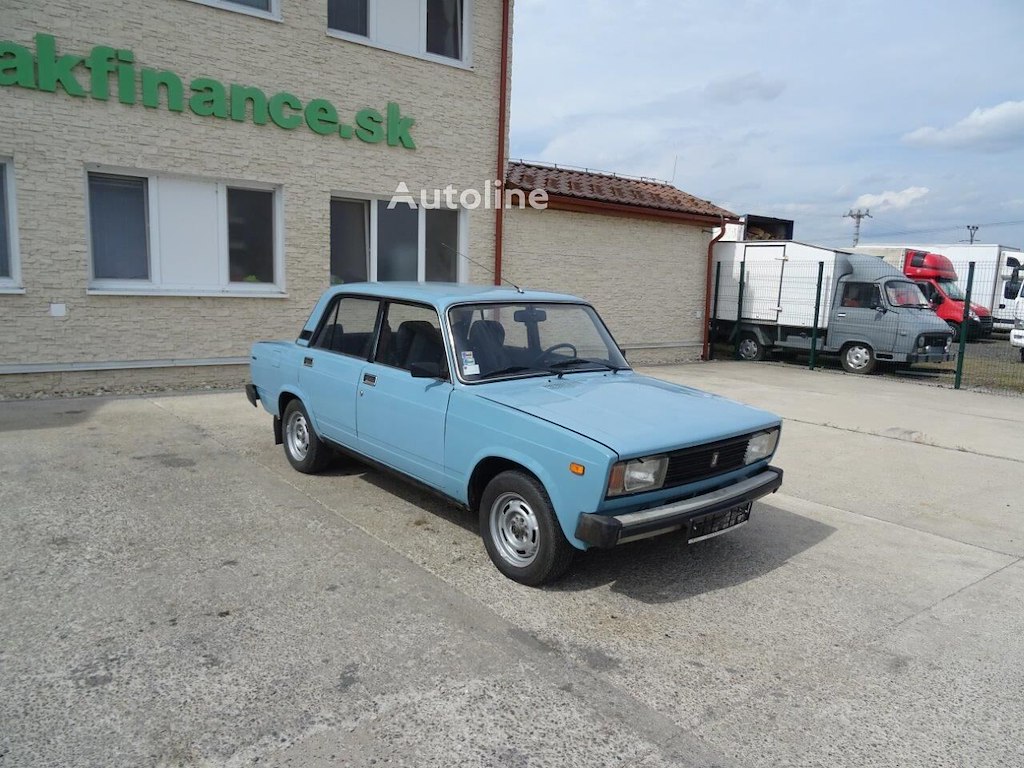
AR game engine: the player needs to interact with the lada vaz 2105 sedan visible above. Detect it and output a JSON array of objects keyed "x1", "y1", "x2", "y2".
[{"x1": 247, "y1": 283, "x2": 783, "y2": 586}]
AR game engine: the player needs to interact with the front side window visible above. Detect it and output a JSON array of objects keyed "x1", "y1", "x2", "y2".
[
  {"x1": 375, "y1": 302, "x2": 447, "y2": 373},
  {"x1": 840, "y1": 282, "x2": 883, "y2": 309},
  {"x1": 312, "y1": 296, "x2": 381, "y2": 357},
  {"x1": 89, "y1": 173, "x2": 150, "y2": 280},
  {"x1": 449, "y1": 302, "x2": 628, "y2": 382},
  {"x1": 328, "y1": 0, "x2": 369, "y2": 35}
]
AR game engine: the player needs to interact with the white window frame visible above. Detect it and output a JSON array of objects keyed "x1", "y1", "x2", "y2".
[
  {"x1": 326, "y1": 0, "x2": 474, "y2": 70},
  {"x1": 333, "y1": 192, "x2": 467, "y2": 283},
  {"x1": 0, "y1": 157, "x2": 23, "y2": 293},
  {"x1": 181, "y1": 0, "x2": 282, "y2": 23},
  {"x1": 85, "y1": 166, "x2": 286, "y2": 297}
]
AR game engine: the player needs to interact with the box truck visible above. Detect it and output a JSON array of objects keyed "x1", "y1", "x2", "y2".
[
  {"x1": 900, "y1": 244, "x2": 1021, "y2": 332},
  {"x1": 852, "y1": 246, "x2": 993, "y2": 341},
  {"x1": 712, "y1": 241, "x2": 954, "y2": 374}
]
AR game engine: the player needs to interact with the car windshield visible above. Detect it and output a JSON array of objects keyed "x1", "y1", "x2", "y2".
[
  {"x1": 936, "y1": 278, "x2": 967, "y2": 301},
  {"x1": 885, "y1": 280, "x2": 930, "y2": 307},
  {"x1": 448, "y1": 302, "x2": 629, "y2": 381}
]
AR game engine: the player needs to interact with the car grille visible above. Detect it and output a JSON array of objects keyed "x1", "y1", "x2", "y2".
[
  {"x1": 920, "y1": 334, "x2": 949, "y2": 348},
  {"x1": 979, "y1": 316, "x2": 994, "y2": 333},
  {"x1": 662, "y1": 434, "x2": 751, "y2": 489}
]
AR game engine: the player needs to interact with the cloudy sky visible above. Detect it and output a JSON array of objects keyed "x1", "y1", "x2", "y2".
[{"x1": 508, "y1": 0, "x2": 1024, "y2": 249}]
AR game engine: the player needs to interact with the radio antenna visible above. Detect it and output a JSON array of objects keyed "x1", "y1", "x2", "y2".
[{"x1": 440, "y1": 241, "x2": 524, "y2": 293}]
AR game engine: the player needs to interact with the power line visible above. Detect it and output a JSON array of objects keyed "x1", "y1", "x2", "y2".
[{"x1": 868, "y1": 219, "x2": 1024, "y2": 239}]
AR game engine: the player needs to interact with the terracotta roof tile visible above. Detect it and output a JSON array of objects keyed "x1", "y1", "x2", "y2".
[{"x1": 506, "y1": 161, "x2": 735, "y2": 220}]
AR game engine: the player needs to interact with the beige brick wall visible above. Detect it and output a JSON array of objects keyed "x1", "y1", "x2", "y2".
[
  {"x1": 502, "y1": 206, "x2": 711, "y2": 364},
  {"x1": 0, "y1": 0, "x2": 504, "y2": 382}
]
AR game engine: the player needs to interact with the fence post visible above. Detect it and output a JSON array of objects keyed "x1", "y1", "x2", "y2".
[
  {"x1": 709, "y1": 261, "x2": 722, "y2": 361},
  {"x1": 954, "y1": 261, "x2": 975, "y2": 390},
  {"x1": 734, "y1": 260, "x2": 746, "y2": 359},
  {"x1": 809, "y1": 261, "x2": 824, "y2": 371}
]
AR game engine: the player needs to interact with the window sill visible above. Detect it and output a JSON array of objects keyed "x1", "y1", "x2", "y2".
[
  {"x1": 0, "y1": 286, "x2": 26, "y2": 295},
  {"x1": 87, "y1": 288, "x2": 288, "y2": 299},
  {"x1": 325, "y1": 29, "x2": 473, "y2": 71},
  {"x1": 180, "y1": 0, "x2": 281, "y2": 22}
]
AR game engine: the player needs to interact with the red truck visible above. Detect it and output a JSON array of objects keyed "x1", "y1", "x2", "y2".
[{"x1": 854, "y1": 246, "x2": 993, "y2": 341}]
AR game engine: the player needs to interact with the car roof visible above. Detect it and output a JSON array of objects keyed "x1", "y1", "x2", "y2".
[{"x1": 325, "y1": 282, "x2": 587, "y2": 310}]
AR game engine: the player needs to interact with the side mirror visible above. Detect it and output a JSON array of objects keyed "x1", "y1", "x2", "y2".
[
  {"x1": 931, "y1": 294, "x2": 944, "y2": 306},
  {"x1": 873, "y1": 304, "x2": 887, "y2": 313},
  {"x1": 619, "y1": 347, "x2": 628, "y2": 360},
  {"x1": 410, "y1": 362, "x2": 446, "y2": 380}
]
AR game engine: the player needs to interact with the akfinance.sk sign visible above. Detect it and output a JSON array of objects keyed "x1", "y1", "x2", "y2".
[{"x1": 0, "y1": 34, "x2": 416, "y2": 148}]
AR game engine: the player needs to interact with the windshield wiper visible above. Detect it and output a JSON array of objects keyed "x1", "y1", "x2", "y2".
[
  {"x1": 480, "y1": 365, "x2": 544, "y2": 379},
  {"x1": 547, "y1": 358, "x2": 625, "y2": 372}
]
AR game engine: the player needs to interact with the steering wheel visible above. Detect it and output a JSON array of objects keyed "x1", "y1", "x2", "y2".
[{"x1": 533, "y1": 343, "x2": 578, "y2": 366}]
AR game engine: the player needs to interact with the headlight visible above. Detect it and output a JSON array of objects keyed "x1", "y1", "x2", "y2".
[
  {"x1": 744, "y1": 429, "x2": 780, "y2": 464},
  {"x1": 1015, "y1": 319, "x2": 1024, "y2": 331},
  {"x1": 969, "y1": 310, "x2": 979, "y2": 321},
  {"x1": 607, "y1": 455, "x2": 668, "y2": 496}
]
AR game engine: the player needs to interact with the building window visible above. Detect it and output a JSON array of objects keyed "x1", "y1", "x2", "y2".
[
  {"x1": 330, "y1": 199, "x2": 369, "y2": 284},
  {"x1": 89, "y1": 174, "x2": 150, "y2": 280},
  {"x1": 87, "y1": 170, "x2": 283, "y2": 295},
  {"x1": 182, "y1": 0, "x2": 279, "y2": 21},
  {"x1": 328, "y1": 0, "x2": 369, "y2": 36},
  {"x1": 326, "y1": 0, "x2": 471, "y2": 66},
  {"x1": 331, "y1": 197, "x2": 464, "y2": 284},
  {"x1": 426, "y1": 0, "x2": 463, "y2": 60},
  {"x1": 0, "y1": 161, "x2": 19, "y2": 287}
]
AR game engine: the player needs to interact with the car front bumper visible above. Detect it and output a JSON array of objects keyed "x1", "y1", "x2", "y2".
[
  {"x1": 1010, "y1": 329, "x2": 1024, "y2": 349},
  {"x1": 575, "y1": 466, "x2": 783, "y2": 548},
  {"x1": 907, "y1": 348, "x2": 954, "y2": 364}
]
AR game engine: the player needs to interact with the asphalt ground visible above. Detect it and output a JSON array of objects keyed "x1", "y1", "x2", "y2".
[{"x1": 1, "y1": 362, "x2": 1022, "y2": 767}]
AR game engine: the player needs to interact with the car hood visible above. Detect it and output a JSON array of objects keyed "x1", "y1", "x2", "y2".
[{"x1": 474, "y1": 372, "x2": 780, "y2": 458}]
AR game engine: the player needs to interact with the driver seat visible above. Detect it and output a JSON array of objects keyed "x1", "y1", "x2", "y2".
[{"x1": 468, "y1": 320, "x2": 509, "y2": 375}]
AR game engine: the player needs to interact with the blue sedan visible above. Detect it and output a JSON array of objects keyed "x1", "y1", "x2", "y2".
[{"x1": 247, "y1": 283, "x2": 783, "y2": 585}]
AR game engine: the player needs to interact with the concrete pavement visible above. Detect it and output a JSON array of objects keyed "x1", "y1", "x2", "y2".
[{"x1": 1, "y1": 360, "x2": 1021, "y2": 767}]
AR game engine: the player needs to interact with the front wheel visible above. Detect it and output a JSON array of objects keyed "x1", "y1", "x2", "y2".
[
  {"x1": 479, "y1": 471, "x2": 575, "y2": 586},
  {"x1": 841, "y1": 343, "x2": 876, "y2": 374},
  {"x1": 1019, "y1": 348, "x2": 1024, "y2": 364},
  {"x1": 282, "y1": 399, "x2": 331, "y2": 474}
]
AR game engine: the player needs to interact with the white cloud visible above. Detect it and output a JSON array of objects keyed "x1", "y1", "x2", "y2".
[
  {"x1": 902, "y1": 101, "x2": 1024, "y2": 151},
  {"x1": 854, "y1": 186, "x2": 930, "y2": 211}
]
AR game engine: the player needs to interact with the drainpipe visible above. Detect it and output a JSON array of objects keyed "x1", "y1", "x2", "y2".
[
  {"x1": 493, "y1": 0, "x2": 511, "y2": 286},
  {"x1": 701, "y1": 218, "x2": 730, "y2": 360}
]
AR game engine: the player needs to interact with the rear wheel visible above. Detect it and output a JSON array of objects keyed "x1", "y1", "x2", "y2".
[
  {"x1": 736, "y1": 334, "x2": 767, "y2": 362},
  {"x1": 282, "y1": 399, "x2": 331, "y2": 474},
  {"x1": 479, "y1": 470, "x2": 575, "y2": 586},
  {"x1": 841, "y1": 343, "x2": 876, "y2": 374}
]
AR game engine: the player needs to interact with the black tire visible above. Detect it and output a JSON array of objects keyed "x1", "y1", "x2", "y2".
[
  {"x1": 1019, "y1": 348, "x2": 1024, "y2": 364},
  {"x1": 736, "y1": 333, "x2": 767, "y2": 362},
  {"x1": 840, "y1": 342, "x2": 876, "y2": 374},
  {"x1": 281, "y1": 399, "x2": 331, "y2": 474},
  {"x1": 479, "y1": 470, "x2": 575, "y2": 586}
]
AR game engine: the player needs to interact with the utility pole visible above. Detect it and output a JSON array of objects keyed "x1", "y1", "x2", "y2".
[
  {"x1": 844, "y1": 209, "x2": 872, "y2": 246},
  {"x1": 967, "y1": 225, "x2": 979, "y2": 244}
]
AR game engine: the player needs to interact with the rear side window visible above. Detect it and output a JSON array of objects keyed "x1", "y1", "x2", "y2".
[{"x1": 312, "y1": 296, "x2": 381, "y2": 358}]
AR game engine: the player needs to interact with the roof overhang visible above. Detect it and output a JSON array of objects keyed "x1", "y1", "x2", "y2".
[{"x1": 541, "y1": 193, "x2": 740, "y2": 227}]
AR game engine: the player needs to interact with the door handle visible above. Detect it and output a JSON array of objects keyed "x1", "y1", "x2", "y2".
[
  {"x1": 303, "y1": 357, "x2": 313, "y2": 368},
  {"x1": 362, "y1": 373, "x2": 377, "y2": 386}
]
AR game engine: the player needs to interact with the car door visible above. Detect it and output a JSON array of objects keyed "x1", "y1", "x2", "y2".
[
  {"x1": 829, "y1": 281, "x2": 898, "y2": 353},
  {"x1": 356, "y1": 301, "x2": 454, "y2": 489},
  {"x1": 298, "y1": 295, "x2": 382, "y2": 448}
]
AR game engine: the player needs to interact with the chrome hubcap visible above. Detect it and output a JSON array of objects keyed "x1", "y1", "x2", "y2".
[
  {"x1": 738, "y1": 339, "x2": 759, "y2": 360},
  {"x1": 490, "y1": 493, "x2": 540, "y2": 567},
  {"x1": 846, "y1": 346, "x2": 871, "y2": 370},
  {"x1": 286, "y1": 411, "x2": 310, "y2": 460}
]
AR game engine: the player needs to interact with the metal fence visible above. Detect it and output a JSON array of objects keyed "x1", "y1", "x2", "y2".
[{"x1": 709, "y1": 258, "x2": 1024, "y2": 394}]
